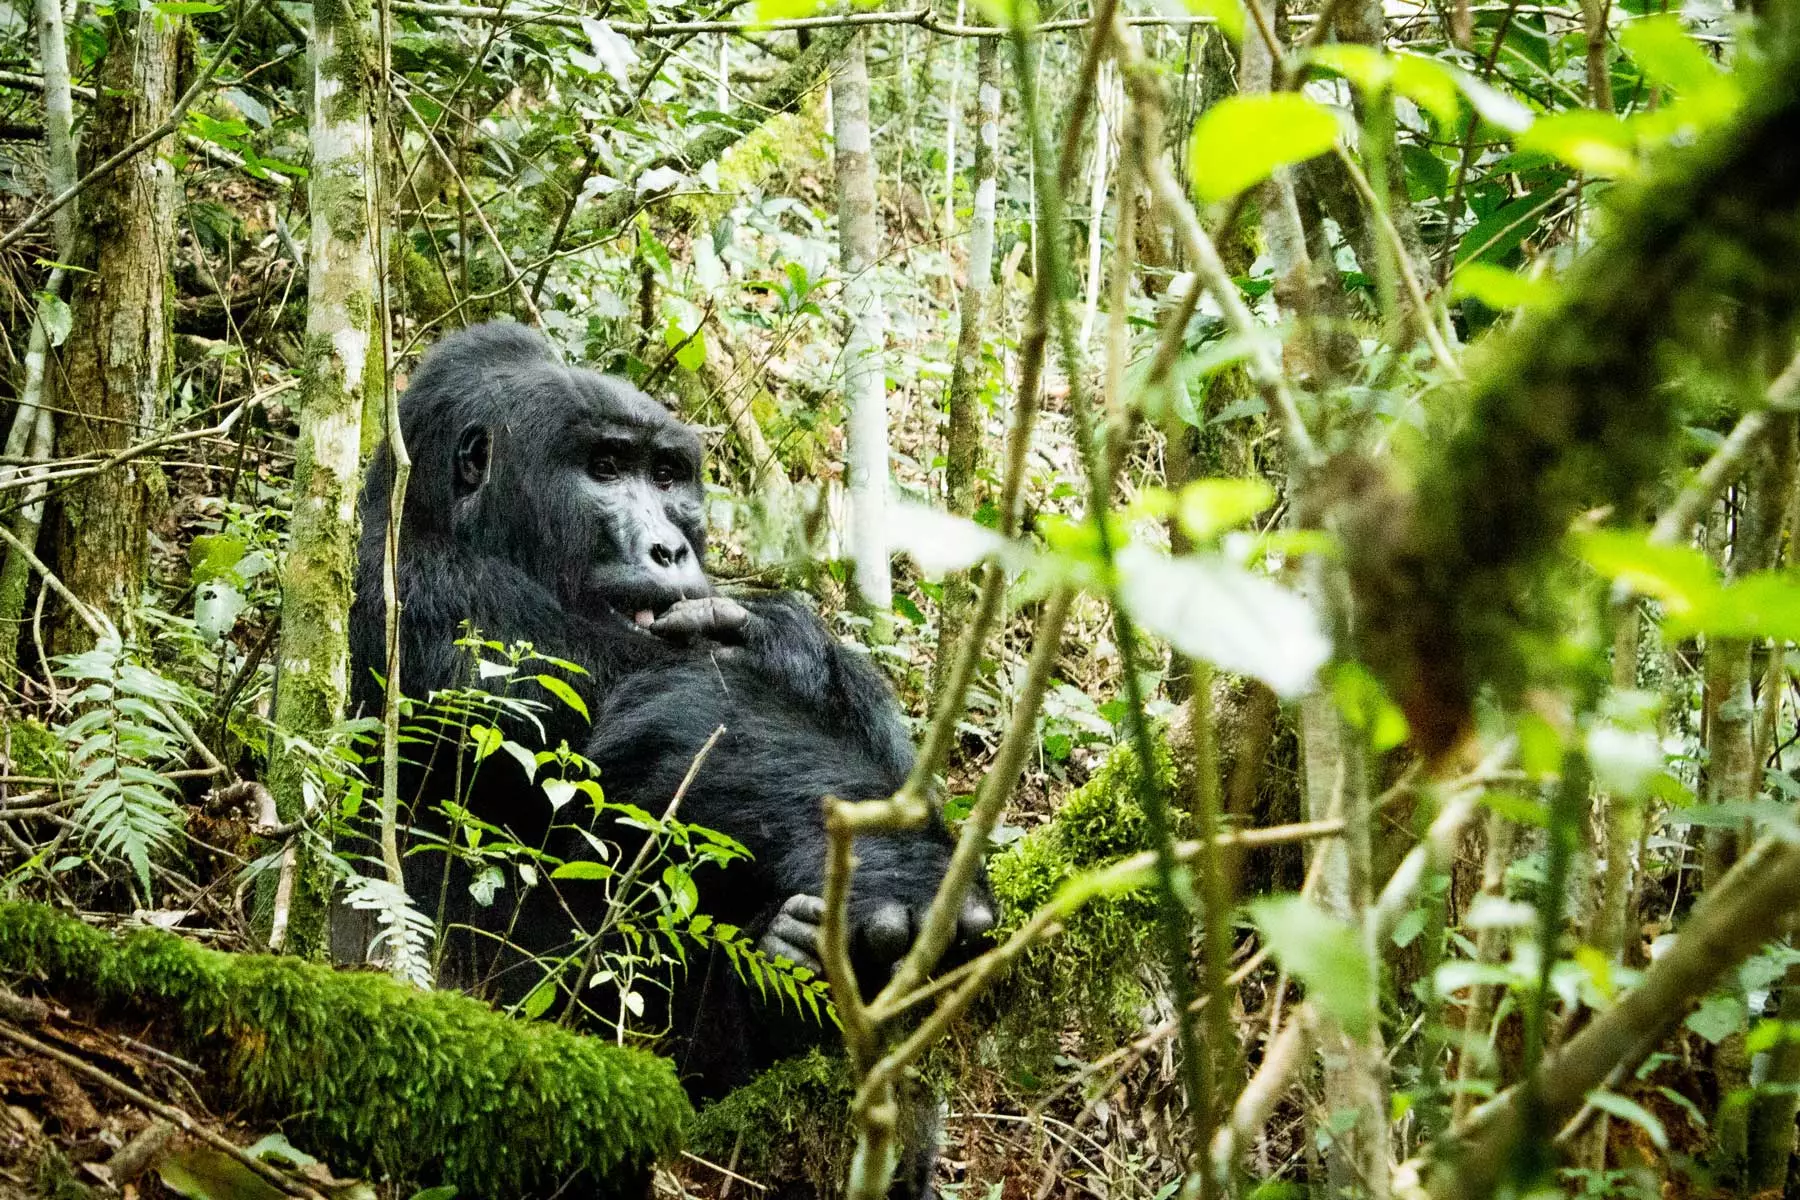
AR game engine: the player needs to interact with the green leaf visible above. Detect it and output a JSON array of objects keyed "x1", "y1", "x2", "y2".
[
  {"x1": 1392, "y1": 54, "x2": 1462, "y2": 130},
  {"x1": 1572, "y1": 529, "x2": 1717, "y2": 617},
  {"x1": 1309, "y1": 44, "x2": 1391, "y2": 93},
  {"x1": 1684, "y1": 992, "x2": 1744, "y2": 1044},
  {"x1": 1249, "y1": 895, "x2": 1377, "y2": 1039},
  {"x1": 534, "y1": 674, "x2": 589, "y2": 722},
  {"x1": 520, "y1": 979, "x2": 556, "y2": 1020},
  {"x1": 1619, "y1": 15, "x2": 1723, "y2": 96},
  {"x1": 1451, "y1": 262, "x2": 1557, "y2": 310},
  {"x1": 1187, "y1": 94, "x2": 1341, "y2": 203},
  {"x1": 467, "y1": 724, "x2": 503, "y2": 762},
  {"x1": 1176, "y1": 478, "x2": 1275, "y2": 543},
  {"x1": 1183, "y1": 0, "x2": 1243, "y2": 43},
  {"x1": 750, "y1": 0, "x2": 819, "y2": 23},
  {"x1": 36, "y1": 293, "x2": 71, "y2": 347},
  {"x1": 550, "y1": 860, "x2": 613, "y2": 880},
  {"x1": 1585, "y1": 1090, "x2": 1668, "y2": 1150},
  {"x1": 1518, "y1": 110, "x2": 1637, "y2": 177}
]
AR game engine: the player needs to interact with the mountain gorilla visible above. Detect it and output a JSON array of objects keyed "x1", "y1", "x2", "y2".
[{"x1": 347, "y1": 321, "x2": 992, "y2": 1191}]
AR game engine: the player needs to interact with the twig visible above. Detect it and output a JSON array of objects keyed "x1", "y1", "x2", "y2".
[
  {"x1": 388, "y1": 80, "x2": 541, "y2": 324},
  {"x1": 0, "y1": 1019, "x2": 327, "y2": 1200},
  {"x1": 1648, "y1": 351, "x2": 1800, "y2": 545}
]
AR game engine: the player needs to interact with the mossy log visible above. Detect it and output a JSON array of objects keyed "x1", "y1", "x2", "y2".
[{"x1": 0, "y1": 902, "x2": 691, "y2": 1196}]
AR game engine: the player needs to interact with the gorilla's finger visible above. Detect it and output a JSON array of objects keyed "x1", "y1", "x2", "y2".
[
  {"x1": 767, "y1": 911, "x2": 822, "y2": 955},
  {"x1": 781, "y1": 893, "x2": 827, "y2": 923},
  {"x1": 759, "y1": 924, "x2": 823, "y2": 973},
  {"x1": 858, "y1": 900, "x2": 915, "y2": 963}
]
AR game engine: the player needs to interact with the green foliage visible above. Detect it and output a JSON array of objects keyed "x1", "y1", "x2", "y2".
[
  {"x1": 55, "y1": 636, "x2": 199, "y2": 898},
  {"x1": 688, "y1": 1049, "x2": 854, "y2": 1189},
  {"x1": 0, "y1": 901, "x2": 692, "y2": 1194}
]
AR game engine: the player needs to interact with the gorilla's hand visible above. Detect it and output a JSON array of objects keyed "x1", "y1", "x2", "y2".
[
  {"x1": 756, "y1": 892, "x2": 999, "y2": 981},
  {"x1": 647, "y1": 596, "x2": 752, "y2": 644},
  {"x1": 760, "y1": 893, "x2": 826, "y2": 973}
]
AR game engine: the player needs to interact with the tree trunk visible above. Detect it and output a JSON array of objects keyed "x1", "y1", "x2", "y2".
[
  {"x1": 934, "y1": 35, "x2": 1000, "y2": 701},
  {"x1": 0, "y1": 0, "x2": 78, "y2": 681},
  {"x1": 834, "y1": 32, "x2": 891, "y2": 628},
  {"x1": 269, "y1": 0, "x2": 379, "y2": 956},
  {"x1": 48, "y1": 5, "x2": 183, "y2": 653}
]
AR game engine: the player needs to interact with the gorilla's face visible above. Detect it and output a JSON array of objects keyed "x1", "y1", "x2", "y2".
[
  {"x1": 451, "y1": 369, "x2": 711, "y2": 623},
  {"x1": 574, "y1": 406, "x2": 711, "y2": 622}
]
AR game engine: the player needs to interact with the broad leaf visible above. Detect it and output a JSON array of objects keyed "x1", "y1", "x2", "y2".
[
  {"x1": 1188, "y1": 95, "x2": 1340, "y2": 204},
  {"x1": 1249, "y1": 895, "x2": 1377, "y2": 1039},
  {"x1": 1116, "y1": 546, "x2": 1330, "y2": 698}
]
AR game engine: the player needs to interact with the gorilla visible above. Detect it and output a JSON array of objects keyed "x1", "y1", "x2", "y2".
[{"x1": 346, "y1": 321, "x2": 992, "y2": 1191}]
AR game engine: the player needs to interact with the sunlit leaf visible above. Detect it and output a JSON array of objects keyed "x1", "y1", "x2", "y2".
[
  {"x1": 194, "y1": 579, "x2": 246, "y2": 642},
  {"x1": 1448, "y1": 68, "x2": 1533, "y2": 133},
  {"x1": 1572, "y1": 529, "x2": 1716, "y2": 617},
  {"x1": 1176, "y1": 478, "x2": 1275, "y2": 543},
  {"x1": 534, "y1": 674, "x2": 589, "y2": 721},
  {"x1": 1392, "y1": 54, "x2": 1462, "y2": 130},
  {"x1": 1451, "y1": 262, "x2": 1557, "y2": 310},
  {"x1": 1184, "y1": 0, "x2": 1244, "y2": 44},
  {"x1": 579, "y1": 17, "x2": 639, "y2": 90},
  {"x1": 551, "y1": 860, "x2": 612, "y2": 880},
  {"x1": 1620, "y1": 15, "x2": 1725, "y2": 96},
  {"x1": 1518, "y1": 110, "x2": 1637, "y2": 177},
  {"x1": 542, "y1": 778, "x2": 578, "y2": 811},
  {"x1": 886, "y1": 499, "x2": 1009, "y2": 578},
  {"x1": 1586, "y1": 724, "x2": 1662, "y2": 799},
  {"x1": 1116, "y1": 546, "x2": 1330, "y2": 698},
  {"x1": 1249, "y1": 895, "x2": 1376, "y2": 1039},
  {"x1": 1309, "y1": 43, "x2": 1391, "y2": 92},
  {"x1": 1188, "y1": 94, "x2": 1341, "y2": 204}
]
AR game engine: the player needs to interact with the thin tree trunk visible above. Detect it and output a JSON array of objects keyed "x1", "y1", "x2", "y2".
[
  {"x1": 933, "y1": 35, "x2": 1000, "y2": 702},
  {"x1": 269, "y1": 0, "x2": 379, "y2": 955},
  {"x1": 0, "y1": 0, "x2": 77, "y2": 682},
  {"x1": 46, "y1": 3, "x2": 182, "y2": 653},
  {"x1": 1076, "y1": 60, "x2": 1116, "y2": 350},
  {"x1": 835, "y1": 32, "x2": 891, "y2": 627}
]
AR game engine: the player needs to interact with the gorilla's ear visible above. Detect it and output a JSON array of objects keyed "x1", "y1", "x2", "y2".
[{"x1": 454, "y1": 424, "x2": 491, "y2": 493}]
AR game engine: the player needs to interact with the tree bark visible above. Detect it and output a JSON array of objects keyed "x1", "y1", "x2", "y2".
[
  {"x1": 47, "y1": 5, "x2": 183, "y2": 653},
  {"x1": 0, "y1": 0, "x2": 78, "y2": 680},
  {"x1": 934, "y1": 35, "x2": 999, "y2": 700},
  {"x1": 834, "y1": 32, "x2": 891, "y2": 627},
  {"x1": 269, "y1": 0, "x2": 379, "y2": 955}
]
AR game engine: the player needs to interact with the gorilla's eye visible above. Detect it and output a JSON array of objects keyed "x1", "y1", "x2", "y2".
[
  {"x1": 591, "y1": 455, "x2": 620, "y2": 481},
  {"x1": 652, "y1": 461, "x2": 677, "y2": 489}
]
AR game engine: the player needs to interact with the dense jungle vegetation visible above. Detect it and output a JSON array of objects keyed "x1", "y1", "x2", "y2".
[{"x1": 3, "y1": 0, "x2": 1800, "y2": 1194}]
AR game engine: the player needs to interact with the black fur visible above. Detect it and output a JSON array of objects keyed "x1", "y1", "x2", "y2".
[{"x1": 347, "y1": 322, "x2": 991, "y2": 1189}]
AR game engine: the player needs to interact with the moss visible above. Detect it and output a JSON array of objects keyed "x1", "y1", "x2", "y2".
[
  {"x1": 393, "y1": 241, "x2": 454, "y2": 323},
  {"x1": 688, "y1": 1049, "x2": 853, "y2": 1192},
  {"x1": 3, "y1": 719, "x2": 62, "y2": 778},
  {"x1": 0, "y1": 902, "x2": 691, "y2": 1195},
  {"x1": 976, "y1": 733, "x2": 1183, "y2": 1073}
]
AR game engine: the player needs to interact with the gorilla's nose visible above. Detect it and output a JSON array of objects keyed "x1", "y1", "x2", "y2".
[
  {"x1": 648, "y1": 540, "x2": 686, "y2": 569},
  {"x1": 958, "y1": 898, "x2": 996, "y2": 944}
]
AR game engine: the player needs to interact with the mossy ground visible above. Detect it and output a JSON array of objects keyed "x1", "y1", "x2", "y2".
[{"x1": 0, "y1": 902, "x2": 690, "y2": 1196}]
